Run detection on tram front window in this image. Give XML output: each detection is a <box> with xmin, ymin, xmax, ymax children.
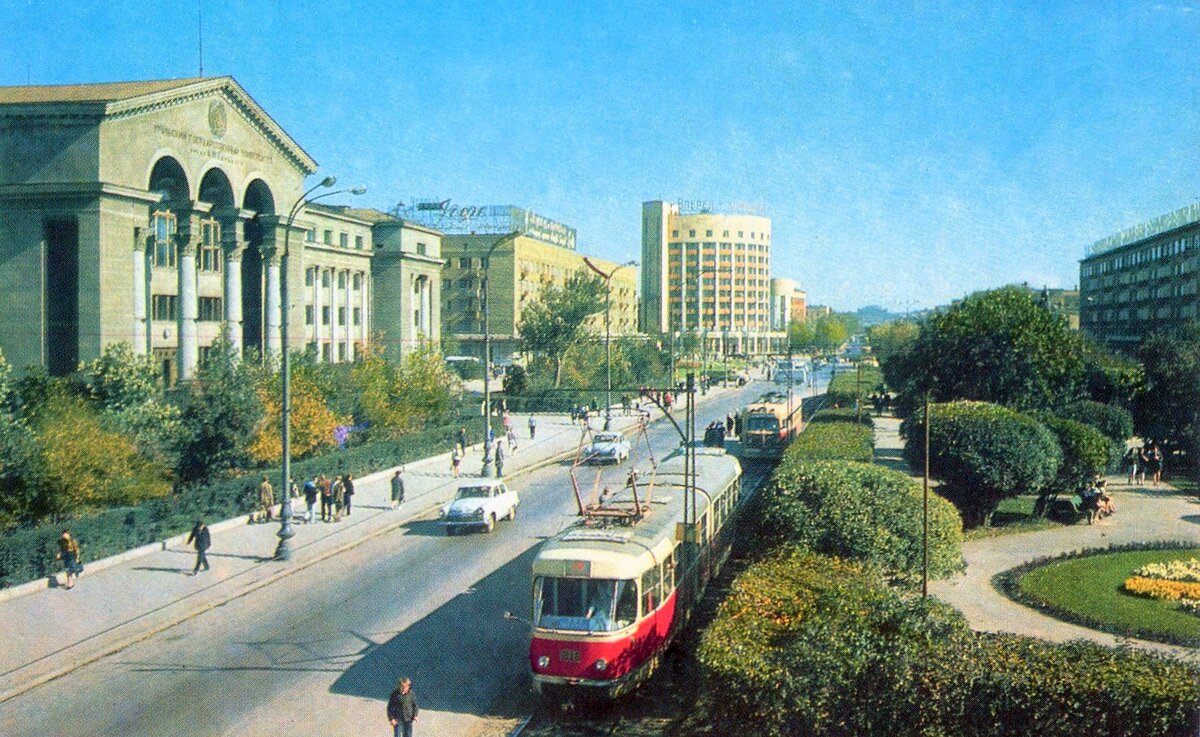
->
<box><xmin>746</xmin><ymin>416</ymin><xmax>779</xmax><ymax>432</ymax></box>
<box><xmin>534</xmin><ymin>577</ymin><xmax>638</xmax><ymax>632</ymax></box>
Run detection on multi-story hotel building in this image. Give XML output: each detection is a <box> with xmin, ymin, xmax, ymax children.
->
<box><xmin>400</xmin><ymin>204</ymin><xmax>637</xmax><ymax>363</ymax></box>
<box><xmin>1080</xmin><ymin>203</ymin><xmax>1200</xmax><ymax>349</ymax></box>
<box><xmin>640</xmin><ymin>200</ymin><xmax>783</xmax><ymax>355</ymax></box>
<box><xmin>0</xmin><ymin>76</ymin><xmax>441</xmax><ymax>384</ymax></box>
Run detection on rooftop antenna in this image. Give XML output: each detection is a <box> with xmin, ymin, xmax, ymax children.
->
<box><xmin>197</xmin><ymin>0</ymin><xmax>205</xmax><ymax>77</ymax></box>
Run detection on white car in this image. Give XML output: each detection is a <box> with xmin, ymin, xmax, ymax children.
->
<box><xmin>441</xmin><ymin>480</ymin><xmax>519</xmax><ymax>534</ymax></box>
<box><xmin>584</xmin><ymin>431</ymin><xmax>631</xmax><ymax>465</ymax></box>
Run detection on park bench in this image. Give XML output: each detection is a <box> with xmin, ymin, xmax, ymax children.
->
<box><xmin>1034</xmin><ymin>493</ymin><xmax>1087</xmax><ymax>524</ymax></box>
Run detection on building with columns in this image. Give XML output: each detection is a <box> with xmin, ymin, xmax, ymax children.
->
<box><xmin>640</xmin><ymin>200</ymin><xmax>784</xmax><ymax>355</ymax></box>
<box><xmin>0</xmin><ymin>76</ymin><xmax>322</xmax><ymax>383</ymax></box>
<box><xmin>295</xmin><ymin>203</ymin><xmax>374</xmax><ymax>364</ymax></box>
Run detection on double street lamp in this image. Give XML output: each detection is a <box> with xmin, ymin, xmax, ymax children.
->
<box><xmin>583</xmin><ymin>257</ymin><xmax>638</xmax><ymax>431</ymax></box>
<box><xmin>276</xmin><ymin>176</ymin><xmax>366</xmax><ymax>561</ymax></box>
<box><xmin>480</xmin><ymin>230</ymin><xmax>521</xmax><ymax>478</ymax></box>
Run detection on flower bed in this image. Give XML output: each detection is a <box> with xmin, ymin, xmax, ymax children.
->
<box><xmin>1124</xmin><ymin>557</ymin><xmax>1200</xmax><ymax>613</ymax></box>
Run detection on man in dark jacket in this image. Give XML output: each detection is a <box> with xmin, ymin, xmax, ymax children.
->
<box><xmin>387</xmin><ymin>677</ymin><xmax>418</xmax><ymax>737</ymax></box>
<box><xmin>187</xmin><ymin>520</ymin><xmax>211</xmax><ymax>574</ymax></box>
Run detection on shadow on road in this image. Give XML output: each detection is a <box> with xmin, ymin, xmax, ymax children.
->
<box><xmin>874</xmin><ymin>447</ymin><xmax>911</xmax><ymax>474</ymax></box>
<box><xmin>328</xmin><ymin>546</ymin><xmax>538</xmax><ymax>718</ymax></box>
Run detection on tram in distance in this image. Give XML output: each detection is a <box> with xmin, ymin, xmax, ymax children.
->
<box><xmin>738</xmin><ymin>390</ymin><xmax>803</xmax><ymax>461</ymax></box>
<box><xmin>526</xmin><ymin>447</ymin><xmax>743</xmax><ymax>700</ymax></box>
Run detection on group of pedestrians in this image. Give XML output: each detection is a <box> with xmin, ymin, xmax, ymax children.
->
<box><xmin>1125</xmin><ymin>442</ymin><xmax>1165</xmax><ymax>486</ymax></box>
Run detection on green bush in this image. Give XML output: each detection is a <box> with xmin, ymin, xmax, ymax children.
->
<box><xmin>1057</xmin><ymin>399</ymin><xmax>1134</xmax><ymax>444</ymax></box>
<box><xmin>0</xmin><ymin>415</ymin><xmax>486</xmax><ymax>589</ymax></box>
<box><xmin>825</xmin><ymin>364</ymin><xmax>882</xmax><ymax>408</ymax></box>
<box><xmin>757</xmin><ymin>460</ymin><xmax>963</xmax><ymax>581</ymax></box>
<box><xmin>784</xmin><ymin>420</ymin><xmax>874</xmax><ymax>464</ymax></box>
<box><xmin>807</xmin><ymin>407</ymin><xmax>875</xmax><ymax>428</ymax></box>
<box><xmin>903</xmin><ymin>401</ymin><xmax>1061</xmax><ymax>528</ymax></box>
<box><xmin>1037</xmin><ymin>414</ymin><xmax>1112</xmax><ymax>495</ymax></box>
<box><xmin>692</xmin><ymin>546</ymin><xmax>1200</xmax><ymax>737</ymax></box>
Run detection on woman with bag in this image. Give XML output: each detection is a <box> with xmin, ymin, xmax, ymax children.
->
<box><xmin>55</xmin><ymin>529</ymin><xmax>83</xmax><ymax>589</ymax></box>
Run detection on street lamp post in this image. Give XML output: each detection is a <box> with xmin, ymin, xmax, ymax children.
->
<box><xmin>480</xmin><ymin>230</ymin><xmax>521</xmax><ymax>478</ymax></box>
<box><xmin>276</xmin><ymin>176</ymin><xmax>366</xmax><ymax>561</ymax></box>
<box><xmin>583</xmin><ymin>257</ymin><xmax>637</xmax><ymax>431</ymax></box>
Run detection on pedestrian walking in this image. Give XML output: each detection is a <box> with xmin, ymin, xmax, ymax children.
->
<box><xmin>342</xmin><ymin>473</ymin><xmax>356</xmax><ymax>516</ymax></box>
<box><xmin>387</xmin><ymin>677</ymin><xmax>419</xmax><ymax>737</ymax></box>
<box><xmin>506</xmin><ymin>426</ymin><xmax>518</xmax><ymax>453</ymax></box>
<box><xmin>451</xmin><ymin>444</ymin><xmax>463</xmax><ymax>478</ymax></box>
<box><xmin>1138</xmin><ymin>445</ymin><xmax>1150</xmax><ymax>486</ymax></box>
<box><xmin>457</xmin><ymin>426</ymin><xmax>468</xmax><ymax>451</ymax></box>
<box><xmin>391</xmin><ymin>468</ymin><xmax>406</xmax><ymax>510</ymax></box>
<box><xmin>320</xmin><ymin>474</ymin><xmax>334</xmax><ymax>522</ymax></box>
<box><xmin>1125</xmin><ymin>446</ymin><xmax>1140</xmax><ymax>485</ymax></box>
<box><xmin>289</xmin><ymin>476</ymin><xmax>300</xmax><ymax>501</ymax></box>
<box><xmin>187</xmin><ymin>519</ymin><xmax>211</xmax><ymax>574</ymax></box>
<box><xmin>303</xmin><ymin>477</ymin><xmax>319</xmax><ymax>523</ymax></box>
<box><xmin>332</xmin><ymin>475</ymin><xmax>346</xmax><ymax>521</ymax></box>
<box><xmin>1151</xmin><ymin>443</ymin><xmax>1164</xmax><ymax>485</ymax></box>
<box><xmin>528</xmin><ymin>415</ymin><xmax>537</xmax><ymax>440</ymax></box>
<box><xmin>258</xmin><ymin>475</ymin><xmax>275</xmax><ymax>523</ymax></box>
<box><xmin>55</xmin><ymin>529</ymin><xmax>83</xmax><ymax>589</ymax></box>
<box><xmin>494</xmin><ymin>438</ymin><xmax>506</xmax><ymax>478</ymax></box>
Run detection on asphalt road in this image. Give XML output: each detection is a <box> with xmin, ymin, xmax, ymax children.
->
<box><xmin>1</xmin><ymin>377</ymin><xmax>833</xmax><ymax>737</ymax></box>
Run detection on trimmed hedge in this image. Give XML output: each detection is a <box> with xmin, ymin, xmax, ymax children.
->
<box><xmin>902</xmin><ymin>401</ymin><xmax>1061</xmax><ymax>528</ymax></box>
<box><xmin>825</xmin><ymin>364</ymin><xmax>883</xmax><ymax>408</ymax></box>
<box><xmin>1057</xmin><ymin>399</ymin><xmax>1134</xmax><ymax>444</ymax></box>
<box><xmin>784</xmin><ymin>418</ymin><xmax>875</xmax><ymax>464</ymax></box>
<box><xmin>0</xmin><ymin>415</ymin><xmax>485</xmax><ymax>588</ymax></box>
<box><xmin>1038</xmin><ymin>414</ymin><xmax>1112</xmax><ymax>495</ymax></box>
<box><xmin>807</xmin><ymin>407</ymin><xmax>875</xmax><ymax>428</ymax></box>
<box><xmin>757</xmin><ymin>460</ymin><xmax>964</xmax><ymax>582</ymax></box>
<box><xmin>693</xmin><ymin>546</ymin><xmax>1200</xmax><ymax>737</ymax></box>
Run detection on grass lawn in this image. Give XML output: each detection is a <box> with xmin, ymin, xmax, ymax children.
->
<box><xmin>1016</xmin><ymin>548</ymin><xmax>1200</xmax><ymax>646</ymax></box>
<box><xmin>963</xmin><ymin>495</ymin><xmax>1059</xmax><ymax>541</ymax></box>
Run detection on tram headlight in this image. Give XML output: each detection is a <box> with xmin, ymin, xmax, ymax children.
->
<box><xmin>537</xmin><ymin>655</ymin><xmax>551</xmax><ymax>669</ymax></box>
<box><xmin>595</xmin><ymin>658</ymin><xmax>608</xmax><ymax>671</ymax></box>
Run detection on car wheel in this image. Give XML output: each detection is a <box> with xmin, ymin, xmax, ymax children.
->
<box><xmin>508</xmin><ymin>504</ymin><xmax>517</xmax><ymax>521</ymax></box>
<box><xmin>485</xmin><ymin>514</ymin><xmax>496</xmax><ymax>533</ymax></box>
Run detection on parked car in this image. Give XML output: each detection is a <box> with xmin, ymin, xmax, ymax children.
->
<box><xmin>440</xmin><ymin>480</ymin><xmax>519</xmax><ymax>534</ymax></box>
<box><xmin>584</xmin><ymin>431</ymin><xmax>631</xmax><ymax>465</ymax></box>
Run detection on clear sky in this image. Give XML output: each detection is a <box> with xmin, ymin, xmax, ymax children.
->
<box><xmin>2</xmin><ymin>1</ymin><xmax>1197</xmax><ymax>311</ymax></box>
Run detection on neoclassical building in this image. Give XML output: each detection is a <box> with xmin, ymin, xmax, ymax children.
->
<box><xmin>0</xmin><ymin>76</ymin><xmax>390</xmax><ymax>383</ymax></box>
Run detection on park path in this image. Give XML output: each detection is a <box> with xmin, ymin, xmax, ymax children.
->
<box><xmin>874</xmin><ymin>415</ymin><xmax>1200</xmax><ymax>661</ymax></box>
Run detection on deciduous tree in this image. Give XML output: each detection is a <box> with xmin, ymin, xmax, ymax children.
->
<box><xmin>518</xmin><ymin>271</ymin><xmax>605</xmax><ymax>387</ymax></box>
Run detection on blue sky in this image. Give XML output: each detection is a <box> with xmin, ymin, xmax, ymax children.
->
<box><xmin>2</xmin><ymin>1</ymin><xmax>1197</xmax><ymax>311</ymax></box>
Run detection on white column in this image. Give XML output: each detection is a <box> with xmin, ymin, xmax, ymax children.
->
<box><xmin>224</xmin><ymin>243</ymin><xmax>245</xmax><ymax>357</ymax></box>
<box><xmin>264</xmin><ymin>247</ymin><xmax>282</xmax><ymax>360</ymax></box>
<box><xmin>343</xmin><ymin>270</ymin><xmax>352</xmax><ymax>361</ymax></box>
<box><xmin>421</xmin><ymin>276</ymin><xmax>431</xmax><ymax>337</ymax></box>
<box><xmin>176</xmin><ymin>234</ymin><xmax>199</xmax><ymax>380</ymax></box>
<box><xmin>312</xmin><ymin>269</ymin><xmax>322</xmax><ymax>356</ymax></box>
<box><xmin>360</xmin><ymin>270</ymin><xmax>370</xmax><ymax>349</ymax></box>
<box><xmin>132</xmin><ymin>232</ymin><xmax>148</xmax><ymax>355</ymax></box>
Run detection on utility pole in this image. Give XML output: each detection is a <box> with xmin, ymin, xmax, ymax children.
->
<box><xmin>922</xmin><ymin>392</ymin><xmax>931</xmax><ymax>598</ymax></box>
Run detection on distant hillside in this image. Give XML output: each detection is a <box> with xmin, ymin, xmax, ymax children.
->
<box><xmin>855</xmin><ymin>305</ymin><xmax>905</xmax><ymax>326</ymax></box>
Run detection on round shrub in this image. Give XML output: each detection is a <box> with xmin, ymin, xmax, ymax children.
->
<box><xmin>1057</xmin><ymin>399</ymin><xmax>1134</xmax><ymax>444</ymax></box>
<box><xmin>758</xmin><ymin>460</ymin><xmax>963</xmax><ymax>582</ymax></box>
<box><xmin>1037</xmin><ymin>414</ymin><xmax>1112</xmax><ymax>495</ymax></box>
<box><xmin>902</xmin><ymin>401</ymin><xmax>1061</xmax><ymax>528</ymax></box>
<box><xmin>782</xmin><ymin>421</ymin><xmax>874</xmax><ymax>465</ymax></box>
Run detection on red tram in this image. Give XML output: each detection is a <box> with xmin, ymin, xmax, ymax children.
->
<box><xmin>738</xmin><ymin>391</ymin><xmax>803</xmax><ymax>460</ymax></box>
<box><xmin>527</xmin><ymin>448</ymin><xmax>742</xmax><ymax>699</ymax></box>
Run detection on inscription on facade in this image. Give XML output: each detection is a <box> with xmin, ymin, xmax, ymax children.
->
<box><xmin>152</xmin><ymin>123</ymin><xmax>274</xmax><ymax>166</ymax></box>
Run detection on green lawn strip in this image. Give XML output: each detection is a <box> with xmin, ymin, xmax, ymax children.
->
<box><xmin>963</xmin><ymin>495</ymin><xmax>1059</xmax><ymax>540</ymax></box>
<box><xmin>997</xmin><ymin>545</ymin><xmax>1200</xmax><ymax>647</ymax></box>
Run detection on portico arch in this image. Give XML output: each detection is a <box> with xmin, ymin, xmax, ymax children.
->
<box><xmin>241</xmin><ymin>178</ymin><xmax>276</xmax><ymax>358</ymax></box>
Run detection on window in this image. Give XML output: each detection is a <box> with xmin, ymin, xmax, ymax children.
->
<box><xmin>533</xmin><ymin>577</ymin><xmax>637</xmax><ymax>632</ymax></box>
<box><xmin>198</xmin><ymin>296</ymin><xmax>223</xmax><ymax>321</ymax></box>
<box><xmin>641</xmin><ymin>567</ymin><xmax>662</xmax><ymax>614</ymax></box>
<box><xmin>353</xmin><ymin>307</ymin><xmax>362</xmax><ymax>326</ymax></box>
<box><xmin>338</xmin><ymin>272</ymin><xmax>347</xmax><ymax>290</ymax></box>
<box><xmin>338</xmin><ymin>343</ymin><xmax>347</xmax><ymax>361</ymax></box>
<box><xmin>354</xmin><ymin>235</ymin><xmax>363</xmax><ymax>250</ymax></box>
<box><xmin>199</xmin><ymin>219</ymin><xmax>222</xmax><ymax>273</ymax></box>
<box><xmin>323</xmin><ymin>230</ymin><xmax>333</xmax><ymax>245</ymax></box>
<box><xmin>671</xmin><ymin>230</ymin><xmax>679</xmax><ymax>237</ymax></box>
<box><xmin>460</xmin><ymin>257</ymin><xmax>471</xmax><ymax>268</ymax></box>
<box><xmin>352</xmin><ymin>273</ymin><xmax>362</xmax><ymax>290</ymax></box>
<box><xmin>306</xmin><ymin>268</ymin><xmax>314</xmax><ymax>287</ymax></box>
<box><xmin>151</xmin><ymin>294</ymin><xmax>177</xmax><ymax>320</ymax></box>
<box><xmin>305</xmin><ymin>305</ymin><xmax>314</xmax><ymax>325</ymax></box>
<box><xmin>416</xmin><ymin>242</ymin><xmax>427</xmax><ymax>255</ymax></box>
<box><xmin>338</xmin><ymin>307</ymin><xmax>346</xmax><ymax>325</ymax></box>
<box><xmin>151</xmin><ymin>211</ymin><xmax>177</xmax><ymax>268</ymax></box>
<box><xmin>339</xmin><ymin>232</ymin><xmax>349</xmax><ymax>248</ymax></box>
<box><xmin>322</xmin><ymin>270</ymin><xmax>331</xmax><ymax>288</ymax></box>
<box><xmin>305</xmin><ymin>229</ymin><xmax>315</xmax><ymax>243</ymax></box>
<box><xmin>688</xmin><ymin>229</ymin><xmax>696</xmax><ymax>237</ymax></box>
<box><xmin>322</xmin><ymin>306</ymin><xmax>331</xmax><ymax>325</ymax></box>
<box><xmin>322</xmin><ymin>343</ymin><xmax>331</xmax><ymax>362</ymax></box>
<box><xmin>706</xmin><ymin>230</ymin><xmax>712</xmax><ymax>237</ymax></box>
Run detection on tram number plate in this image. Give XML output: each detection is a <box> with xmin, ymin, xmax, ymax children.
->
<box><xmin>559</xmin><ymin>648</ymin><xmax>581</xmax><ymax>663</ymax></box>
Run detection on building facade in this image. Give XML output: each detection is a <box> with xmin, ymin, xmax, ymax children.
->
<box><xmin>790</xmin><ymin>289</ymin><xmax>808</xmax><ymax>323</ymax></box>
<box><xmin>0</xmin><ymin>77</ymin><xmax>320</xmax><ymax>382</ymax></box>
<box><xmin>1080</xmin><ymin>203</ymin><xmax>1200</xmax><ymax>349</ymax></box>
<box><xmin>295</xmin><ymin>204</ymin><xmax>374</xmax><ymax>363</ymax></box>
<box><xmin>360</xmin><ymin>211</ymin><xmax>444</xmax><ymax>359</ymax></box>
<box><xmin>640</xmin><ymin>200</ymin><xmax>782</xmax><ymax>355</ymax></box>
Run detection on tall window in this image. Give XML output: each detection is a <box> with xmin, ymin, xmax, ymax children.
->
<box><xmin>337</xmin><ymin>272</ymin><xmax>347</xmax><ymax>290</ymax></box>
<box><xmin>339</xmin><ymin>233</ymin><xmax>349</xmax><ymax>248</ymax></box>
<box><xmin>198</xmin><ymin>296</ymin><xmax>223</xmax><ymax>321</ymax></box>
<box><xmin>199</xmin><ymin>219</ymin><xmax>222</xmax><ymax>273</ymax></box>
<box><xmin>151</xmin><ymin>294</ymin><xmax>178</xmax><ymax>320</ymax></box>
<box><xmin>354</xmin><ymin>235</ymin><xmax>364</xmax><ymax>250</ymax></box>
<box><xmin>152</xmin><ymin>211</ymin><xmax>177</xmax><ymax>268</ymax></box>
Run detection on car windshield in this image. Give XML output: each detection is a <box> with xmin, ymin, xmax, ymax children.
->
<box><xmin>746</xmin><ymin>416</ymin><xmax>779</xmax><ymax>431</ymax></box>
<box><xmin>534</xmin><ymin>577</ymin><xmax>638</xmax><ymax>632</ymax></box>
<box><xmin>456</xmin><ymin>486</ymin><xmax>492</xmax><ymax>499</ymax></box>
<box><xmin>594</xmin><ymin>433</ymin><xmax>621</xmax><ymax>444</ymax></box>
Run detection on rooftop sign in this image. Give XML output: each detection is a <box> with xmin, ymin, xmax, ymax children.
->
<box><xmin>1088</xmin><ymin>202</ymin><xmax>1200</xmax><ymax>257</ymax></box>
<box><xmin>394</xmin><ymin>201</ymin><xmax>577</xmax><ymax>250</ymax></box>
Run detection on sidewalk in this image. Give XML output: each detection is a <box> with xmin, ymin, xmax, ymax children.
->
<box><xmin>0</xmin><ymin>385</ymin><xmax>741</xmax><ymax>703</ymax></box>
<box><xmin>873</xmin><ymin>415</ymin><xmax>1200</xmax><ymax>660</ymax></box>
